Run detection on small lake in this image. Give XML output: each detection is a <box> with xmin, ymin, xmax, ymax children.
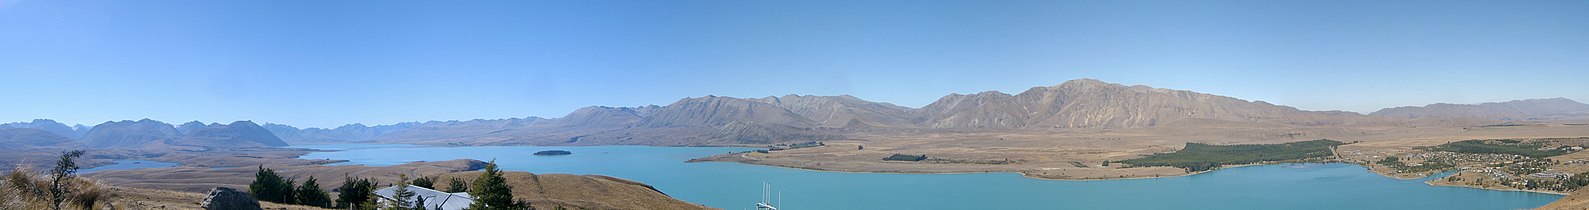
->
<box><xmin>79</xmin><ymin>159</ymin><xmax>178</xmax><ymax>174</ymax></box>
<box><xmin>297</xmin><ymin>144</ymin><xmax>1562</xmax><ymax>209</ymax></box>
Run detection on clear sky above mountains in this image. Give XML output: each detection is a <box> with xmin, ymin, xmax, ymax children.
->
<box><xmin>2</xmin><ymin>0</ymin><xmax>1586</xmax><ymax>128</ymax></box>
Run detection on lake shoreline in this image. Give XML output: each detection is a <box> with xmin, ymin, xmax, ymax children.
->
<box><xmin>285</xmin><ymin>143</ymin><xmax>1564</xmax><ymax>209</ymax></box>
<box><xmin>290</xmin><ymin>143</ymin><xmax>1574</xmax><ymax>198</ymax></box>
<box><xmin>691</xmin><ymin>150</ymin><xmax>1385</xmax><ymax>182</ymax></box>
<box><xmin>694</xmin><ymin>150</ymin><xmax>1576</xmax><ymax>197</ymax></box>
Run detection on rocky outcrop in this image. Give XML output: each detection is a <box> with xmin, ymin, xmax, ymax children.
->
<box><xmin>200</xmin><ymin>187</ymin><xmax>261</xmax><ymax>210</ymax></box>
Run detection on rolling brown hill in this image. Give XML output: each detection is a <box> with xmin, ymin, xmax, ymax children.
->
<box><xmin>435</xmin><ymin>171</ymin><xmax>714</xmax><ymax>210</ymax></box>
<box><xmin>1370</xmin><ymin>97</ymin><xmax>1589</xmax><ymax>120</ymax></box>
<box><xmin>0</xmin><ymin>128</ymin><xmax>79</xmax><ymax>148</ymax></box>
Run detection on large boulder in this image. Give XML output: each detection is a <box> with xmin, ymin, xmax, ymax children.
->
<box><xmin>200</xmin><ymin>187</ymin><xmax>262</xmax><ymax>210</ymax></box>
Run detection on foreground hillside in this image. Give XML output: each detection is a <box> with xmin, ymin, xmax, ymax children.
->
<box><xmin>84</xmin><ymin>159</ymin><xmax>712</xmax><ymax>210</ymax></box>
<box><xmin>436</xmin><ymin>171</ymin><xmax>711</xmax><ymax>210</ymax></box>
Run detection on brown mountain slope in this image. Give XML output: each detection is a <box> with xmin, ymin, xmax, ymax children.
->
<box><xmin>757</xmin><ymin>94</ymin><xmax>916</xmax><ymax>129</ymax></box>
<box><xmin>552</xmin><ymin>106</ymin><xmax>648</xmax><ymax>128</ymax></box>
<box><xmin>639</xmin><ymin>96</ymin><xmax>817</xmax><ymax>128</ymax></box>
<box><xmin>914</xmin><ymin>90</ymin><xmax>1024</xmax><ymax>128</ymax></box>
<box><xmin>918</xmin><ymin>79</ymin><xmax>1371</xmax><ymax>129</ymax></box>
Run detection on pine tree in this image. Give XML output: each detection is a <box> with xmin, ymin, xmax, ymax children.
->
<box><xmin>295</xmin><ymin>176</ymin><xmax>332</xmax><ymax>208</ymax></box>
<box><xmin>469</xmin><ymin>160</ymin><xmax>528</xmax><ymax>210</ymax></box>
<box><xmin>337</xmin><ymin>175</ymin><xmax>380</xmax><ymax>209</ymax></box>
<box><xmin>387</xmin><ymin>174</ymin><xmax>416</xmax><ymax>210</ymax></box>
<box><xmin>446</xmin><ymin>177</ymin><xmax>469</xmax><ymax>193</ymax></box>
<box><xmin>280</xmin><ymin>177</ymin><xmax>297</xmax><ymax>204</ymax></box>
<box><xmin>414</xmin><ymin>195</ymin><xmax>428</xmax><ymax>210</ymax></box>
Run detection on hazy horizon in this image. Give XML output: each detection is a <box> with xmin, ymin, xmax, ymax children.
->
<box><xmin>3</xmin><ymin>0</ymin><xmax>1586</xmax><ymax>128</ymax></box>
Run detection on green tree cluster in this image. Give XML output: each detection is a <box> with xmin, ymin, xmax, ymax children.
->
<box><xmin>411</xmin><ymin>175</ymin><xmax>436</xmax><ymax>189</ymax></box>
<box><xmin>336</xmin><ymin>176</ymin><xmax>380</xmax><ymax>209</ymax></box>
<box><xmin>883</xmin><ymin>154</ymin><xmax>927</xmax><ymax>161</ymax></box>
<box><xmin>446</xmin><ymin>177</ymin><xmax>469</xmax><ymax>193</ymax></box>
<box><xmin>1118</xmin><ymin>139</ymin><xmax>1345</xmax><ymax>172</ymax></box>
<box><xmin>1566</xmin><ymin>172</ymin><xmax>1589</xmax><ymax>190</ymax></box>
<box><xmin>249</xmin><ymin>166</ymin><xmax>333</xmax><ymax>208</ymax></box>
<box><xmin>249</xmin><ymin>166</ymin><xmax>297</xmax><ymax>204</ymax></box>
<box><xmin>1432</xmin><ymin>140</ymin><xmax>1569</xmax><ymax>158</ymax></box>
<box><xmin>1378</xmin><ymin>156</ymin><xmax>1399</xmax><ymax>165</ymax></box>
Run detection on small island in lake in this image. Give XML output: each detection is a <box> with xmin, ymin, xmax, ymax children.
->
<box><xmin>534</xmin><ymin>150</ymin><xmax>573</xmax><ymax>156</ymax></box>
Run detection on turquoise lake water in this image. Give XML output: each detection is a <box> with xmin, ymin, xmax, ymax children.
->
<box><xmin>79</xmin><ymin>159</ymin><xmax>178</xmax><ymax>174</ymax></box>
<box><xmin>295</xmin><ymin>144</ymin><xmax>1562</xmax><ymax>209</ymax></box>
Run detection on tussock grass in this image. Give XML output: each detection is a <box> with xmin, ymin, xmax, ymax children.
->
<box><xmin>1</xmin><ymin>164</ymin><xmax>112</xmax><ymax>210</ymax></box>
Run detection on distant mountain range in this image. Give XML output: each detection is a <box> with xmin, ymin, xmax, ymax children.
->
<box><xmin>69</xmin><ymin>119</ymin><xmax>285</xmax><ymax>149</ymax></box>
<box><xmin>0</xmin><ymin>119</ymin><xmax>90</xmax><ymax>139</ymax></box>
<box><xmin>1369</xmin><ymin>98</ymin><xmax>1589</xmax><ymax>120</ymax></box>
<box><xmin>0</xmin><ymin>127</ymin><xmax>79</xmax><ymax>149</ymax></box>
<box><xmin>265</xmin><ymin>79</ymin><xmax>1588</xmax><ymax>146</ymax></box>
<box><xmin>5</xmin><ymin>79</ymin><xmax>1588</xmax><ymax>148</ymax></box>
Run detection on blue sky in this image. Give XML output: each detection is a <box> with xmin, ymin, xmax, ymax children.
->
<box><xmin>2</xmin><ymin>0</ymin><xmax>1586</xmax><ymax>128</ymax></box>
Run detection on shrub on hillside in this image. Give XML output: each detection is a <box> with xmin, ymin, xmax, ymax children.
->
<box><xmin>1</xmin><ymin>150</ymin><xmax>109</xmax><ymax>210</ymax></box>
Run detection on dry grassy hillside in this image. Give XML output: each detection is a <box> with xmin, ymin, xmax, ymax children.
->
<box><xmin>83</xmin><ymin>159</ymin><xmax>713</xmax><ymax>210</ymax></box>
<box><xmin>435</xmin><ymin>171</ymin><xmax>714</xmax><ymax>210</ymax></box>
<box><xmin>1540</xmin><ymin>187</ymin><xmax>1589</xmax><ymax>210</ymax></box>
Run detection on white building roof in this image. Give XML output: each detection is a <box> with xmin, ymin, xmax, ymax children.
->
<box><xmin>374</xmin><ymin>185</ymin><xmax>474</xmax><ymax>210</ymax></box>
